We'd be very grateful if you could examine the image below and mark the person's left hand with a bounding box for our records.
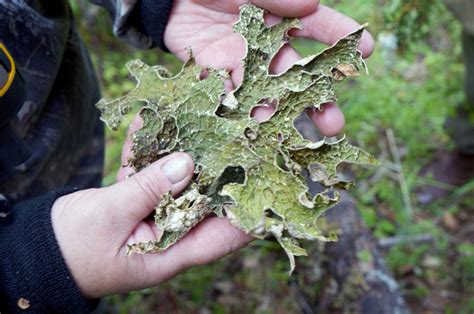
[52,152,252,299]
[164,0,375,135]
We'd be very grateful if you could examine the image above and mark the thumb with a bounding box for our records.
[103,152,194,223]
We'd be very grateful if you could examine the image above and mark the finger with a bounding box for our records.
[121,115,143,166]
[229,19,313,85]
[252,104,277,123]
[249,44,346,136]
[104,152,194,222]
[248,44,296,120]
[253,0,319,18]
[269,43,301,74]
[194,32,246,72]
[290,5,375,58]
[139,217,253,284]
[185,0,317,70]
[117,115,143,181]
[309,102,345,136]
[230,65,244,87]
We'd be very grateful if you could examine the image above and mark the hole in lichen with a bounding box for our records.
[215,105,240,119]
[293,111,324,143]
[215,95,240,120]
[263,14,282,27]
[224,166,246,184]
[244,127,258,140]
[199,69,209,80]
[275,152,289,172]
[301,169,325,197]
[308,163,328,182]
[205,166,246,200]
[325,188,337,199]
[264,208,284,220]
[250,98,277,123]
[277,132,283,143]
[219,93,226,102]
[155,67,172,78]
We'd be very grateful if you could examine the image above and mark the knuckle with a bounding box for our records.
[177,258,192,273]
[131,171,168,207]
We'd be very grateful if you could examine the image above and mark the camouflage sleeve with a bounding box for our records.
[90,0,173,50]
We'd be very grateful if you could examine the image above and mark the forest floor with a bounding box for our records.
[73,0,473,312]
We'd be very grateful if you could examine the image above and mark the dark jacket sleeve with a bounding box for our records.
[91,0,174,51]
[0,189,98,313]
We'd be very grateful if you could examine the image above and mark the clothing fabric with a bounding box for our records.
[91,0,172,51]
[0,0,173,312]
[0,0,172,204]
[0,1,103,203]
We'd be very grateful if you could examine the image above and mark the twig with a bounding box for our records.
[386,128,414,217]
[378,234,434,248]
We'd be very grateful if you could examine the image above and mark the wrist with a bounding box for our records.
[51,189,105,299]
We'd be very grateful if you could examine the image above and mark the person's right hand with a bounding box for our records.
[51,152,252,299]
[164,0,375,136]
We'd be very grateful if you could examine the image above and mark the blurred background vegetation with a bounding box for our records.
[71,0,473,312]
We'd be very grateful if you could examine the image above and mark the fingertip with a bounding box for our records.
[141,218,253,283]
[130,115,143,133]
[177,152,195,173]
[230,66,244,88]
[112,152,195,213]
[253,0,319,18]
[152,152,195,193]
[310,102,345,137]
[251,105,276,122]
[269,44,301,74]
[360,30,375,58]
[293,5,375,60]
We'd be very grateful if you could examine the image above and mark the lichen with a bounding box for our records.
[97,4,377,273]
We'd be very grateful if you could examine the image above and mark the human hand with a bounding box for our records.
[51,152,252,299]
[164,0,375,136]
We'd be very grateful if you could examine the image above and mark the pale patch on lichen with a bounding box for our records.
[97,4,377,274]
